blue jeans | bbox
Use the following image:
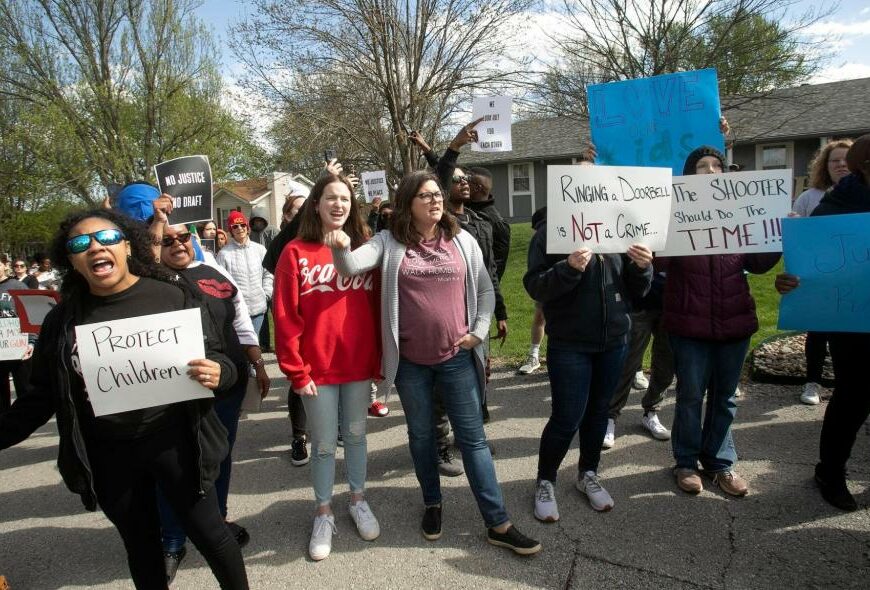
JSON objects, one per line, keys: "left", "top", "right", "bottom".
{"left": 395, "top": 349, "right": 508, "bottom": 529}
{"left": 537, "top": 344, "right": 627, "bottom": 482}
{"left": 669, "top": 335, "right": 749, "bottom": 472}
{"left": 159, "top": 369, "right": 247, "bottom": 552}
{"left": 301, "top": 379, "right": 370, "bottom": 505}
{"left": 249, "top": 313, "right": 265, "bottom": 335}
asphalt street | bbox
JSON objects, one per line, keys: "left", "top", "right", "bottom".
{"left": 1, "top": 357, "right": 868, "bottom": 589}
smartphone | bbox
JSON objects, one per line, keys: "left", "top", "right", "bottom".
{"left": 323, "top": 148, "right": 337, "bottom": 162}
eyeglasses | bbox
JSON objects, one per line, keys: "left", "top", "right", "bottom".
{"left": 65, "top": 229, "right": 126, "bottom": 254}
{"left": 160, "top": 233, "right": 193, "bottom": 248}
{"left": 415, "top": 191, "right": 444, "bottom": 204}
{"left": 451, "top": 175, "right": 469, "bottom": 184}
{"left": 230, "top": 223, "right": 247, "bottom": 230}
{"left": 13, "top": 263, "right": 25, "bottom": 268}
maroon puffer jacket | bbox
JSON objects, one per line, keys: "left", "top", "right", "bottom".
{"left": 657, "top": 253, "right": 781, "bottom": 341}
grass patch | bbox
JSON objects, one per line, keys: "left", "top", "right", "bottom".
{"left": 493, "top": 222, "right": 785, "bottom": 367}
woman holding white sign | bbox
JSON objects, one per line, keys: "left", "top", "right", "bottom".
{"left": 660, "top": 147, "right": 780, "bottom": 498}
{"left": 273, "top": 173, "right": 382, "bottom": 561}
{"left": 524, "top": 215, "right": 653, "bottom": 518}
{"left": 0, "top": 209, "right": 249, "bottom": 589}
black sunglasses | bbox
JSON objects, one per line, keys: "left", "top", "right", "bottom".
{"left": 66, "top": 229, "right": 126, "bottom": 254}
{"left": 160, "top": 233, "right": 193, "bottom": 248}
{"left": 451, "top": 175, "right": 469, "bottom": 184}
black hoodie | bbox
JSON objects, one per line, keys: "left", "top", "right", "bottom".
{"left": 812, "top": 173, "right": 870, "bottom": 217}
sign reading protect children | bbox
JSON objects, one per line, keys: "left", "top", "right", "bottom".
{"left": 74, "top": 309, "right": 212, "bottom": 416}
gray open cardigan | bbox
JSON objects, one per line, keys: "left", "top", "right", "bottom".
{"left": 331, "top": 228, "right": 494, "bottom": 401}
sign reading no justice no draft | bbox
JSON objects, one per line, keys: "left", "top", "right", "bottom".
{"left": 154, "top": 155, "right": 214, "bottom": 225}
{"left": 74, "top": 309, "right": 213, "bottom": 416}
{"left": 658, "top": 169, "right": 793, "bottom": 256}
{"left": 546, "top": 165, "right": 673, "bottom": 254}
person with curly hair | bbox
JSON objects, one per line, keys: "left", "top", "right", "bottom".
{"left": 0, "top": 209, "right": 248, "bottom": 589}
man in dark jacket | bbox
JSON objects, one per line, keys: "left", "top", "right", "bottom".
{"left": 467, "top": 167, "right": 511, "bottom": 281}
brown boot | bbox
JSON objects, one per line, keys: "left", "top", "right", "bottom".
{"left": 712, "top": 470, "right": 749, "bottom": 497}
{"left": 675, "top": 468, "right": 703, "bottom": 494}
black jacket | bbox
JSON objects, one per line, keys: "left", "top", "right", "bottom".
{"left": 813, "top": 173, "right": 870, "bottom": 216}
{"left": 0, "top": 282, "right": 237, "bottom": 511}
{"left": 467, "top": 197, "right": 511, "bottom": 280}
{"left": 524, "top": 224, "right": 652, "bottom": 351}
{"left": 456, "top": 208, "right": 507, "bottom": 321}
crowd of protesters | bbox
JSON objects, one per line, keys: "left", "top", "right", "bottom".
{"left": 1, "top": 118, "right": 869, "bottom": 589}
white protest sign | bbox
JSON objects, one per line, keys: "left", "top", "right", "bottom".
{"left": 74, "top": 308, "right": 212, "bottom": 416}
{"left": 0, "top": 318, "right": 29, "bottom": 361}
{"left": 659, "top": 169, "right": 793, "bottom": 256}
{"left": 471, "top": 96, "right": 512, "bottom": 152}
{"left": 546, "top": 165, "right": 673, "bottom": 254}
{"left": 361, "top": 170, "right": 388, "bottom": 203}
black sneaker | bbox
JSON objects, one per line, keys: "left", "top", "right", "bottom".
{"left": 487, "top": 525, "right": 542, "bottom": 556}
{"left": 291, "top": 437, "right": 309, "bottom": 466}
{"left": 226, "top": 521, "right": 250, "bottom": 548}
{"left": 164, "top": 546, "right": 186, "bottom": 585}
{"left": 437, "top": 447, "right": 464, "bottom": 477}
{"left": 421, "top": 505, "right": 442, "bottom": 540}
{"left": 815, "top": 465, "right": 858, "bottom": 512}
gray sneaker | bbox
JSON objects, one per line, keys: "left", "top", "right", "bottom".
{"left": 437, "top": 447, "right": 463, "bottom": 477}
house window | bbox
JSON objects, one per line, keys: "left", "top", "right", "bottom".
{"left": 755, "top": 142, "right": 793, "bottom": 171}
{"left": 509, "top": 163, "right": 535, "bottom": 218}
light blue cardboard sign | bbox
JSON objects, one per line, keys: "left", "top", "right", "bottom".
{"left": 778, "top": 213, "right": 870, "bottom": 332}
{"left": 588, "top": 69, "right": 724, "bottom": 175}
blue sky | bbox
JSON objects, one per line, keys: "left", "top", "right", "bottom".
{"left": 197, "top": 0, "right": 870, "bottom": 84}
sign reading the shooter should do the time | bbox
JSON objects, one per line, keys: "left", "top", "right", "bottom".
{"left": 154, "top": 155, "right": 213, "bottom": 225}
{"left": 74, "top": 309, "right": 213, "bottom": 416}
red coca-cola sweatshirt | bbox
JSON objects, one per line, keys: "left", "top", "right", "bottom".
{"left": 274, "top": 238, "right": 381, "bottom": 389}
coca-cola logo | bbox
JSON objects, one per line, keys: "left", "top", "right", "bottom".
{"left": 298, "top": 257, "right": 373, "bottom": 296}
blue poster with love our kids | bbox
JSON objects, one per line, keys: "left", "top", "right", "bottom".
{"left": 778, "top": 212, "right": 870, "bottom": 332}
{"left": 588, "top": 69, "right": 724, "bottom": 175}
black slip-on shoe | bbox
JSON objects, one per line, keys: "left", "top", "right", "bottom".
{"left": 487, "top": 525, "right": 542, "bottom": 556}
{"left": 422, "top": 505, "right": 442, "bottom": 540}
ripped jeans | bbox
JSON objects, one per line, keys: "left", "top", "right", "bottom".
{"left": 301, "top": 379, "right": 371, "bottom": 505}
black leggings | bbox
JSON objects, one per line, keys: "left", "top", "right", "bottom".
{"left": 87, "top": 425, "right": 248, "bottom": 590}
{"left": 805, "top": 331, "right": 829, "bottom": 383}
{"left": 0, "top": 359, "right": 31, "bottom": 411}
{"left": 820, "top": 334, "right": 870, "bottom": 476}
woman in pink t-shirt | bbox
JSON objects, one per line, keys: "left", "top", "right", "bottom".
{"left": 328, "top": 171, "right": 541, "bottom": 556}
{"left": 273, "top": 173, "right": 381, "bottom": 561}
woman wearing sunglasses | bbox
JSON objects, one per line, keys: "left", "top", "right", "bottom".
{"left": 272, "top": 173, "right": 381, "bottom": 561}
{"left": 156, "top": 224, "right": 270, "bottom": 581}
{"left": 0, "top": 209, "right": 249, "bottom": 589}
{"left": 11, "top": 257, "right": 39, "bottom": 289}
{"left": 327, "top": 170, "right": 541, "bottom": 555}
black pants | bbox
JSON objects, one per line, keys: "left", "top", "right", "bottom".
{"left": 258, "top": 305, "right": 271, "bottom": 352}
{"left": 87, "top": 425, "right": 248, "bottom": 590}
{"left": 805, "top": 331, "right": 829, "bottom": 383}
{"left": 0, "top": 359, "right": 31, "bottom": 411}
{"left": 819, "top": 333, "right": 870, "bottom": 477}
{"left": 287, "top": 388, "right": 308, "bottom": 440}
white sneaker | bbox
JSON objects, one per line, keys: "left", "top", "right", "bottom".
{"left": 309, "top": 514, "right": 337, "bottom": 561}
{"left": 576, "top": 471, "right": 614, "bottom": 511}
{"left": 602, "top": 418, "right": 615, "bottom": 449}
{"left": 641, "top": 412, "right": 671, "bottom": 440}
{"left": 734, "top": 385, "right": 743, "bottom": 398}
{"left": 534, "top": 480, "right": 559, "bottom": 522}
{"left": 348, "top": 499, "right": 380, "bottom": 541}
{"left": 518, "top": 354, "right": 541, "bottom": 375}
{"left": 801, "top": 382, "right": 821, "bottom": 405}
{"left": 632, "top": 371, "right": 649, "bottom": 390}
